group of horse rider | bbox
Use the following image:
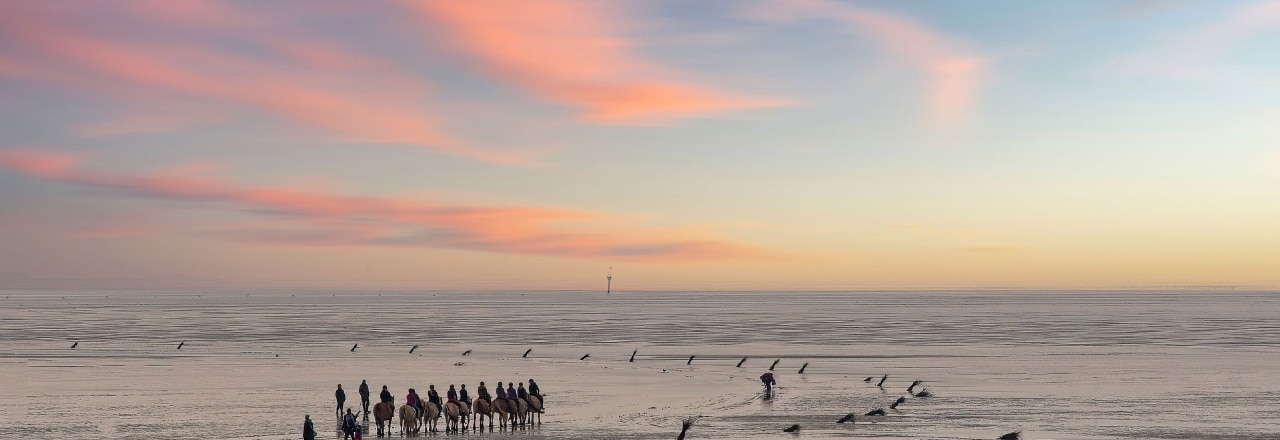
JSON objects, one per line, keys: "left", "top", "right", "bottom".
{"left": 345, "top": 379, "right": 544, "bottom": 416}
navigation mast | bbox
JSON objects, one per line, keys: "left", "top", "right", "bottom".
{"left": 607, "top": 267, "right": 613, "bottom": 294}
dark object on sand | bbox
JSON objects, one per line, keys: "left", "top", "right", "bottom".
{"left": 798, "top": 362, "right": 808, "bottom": 374}
{"left": 462, "top": 349, "right": 472, "bottom": 356}
{"left": 769, "top": 359, "right": 780, "bottom": 371}
{"left": 907, "top": 379, "right": 922, "bottom": 393}
{"left": 687, "top": 355, "right": 695, "bottom": 365}
{"left": 999, "top": 431, "right": 1021, "bottom": 440}
{"left": 349, "top": 343, "right": 356, "bottom": 352}
{"left": 178, "top": 341, "right": 185, "bottom": 350}
{"left": 876, "top": 374, "right": 887, "bottom": 387}
{"left": 783, "top": 424, "right": 800, "bottom": 433}
{"left": 630, "top": 349, "right": 637, "bottom": 362}
{"left": 676, "top": 417, "right": 696, "bottom": 440}
{"left": 580, "top": 353, "right": 590, "bottom": 360}
{"left": 889, "top": 396, "right": 906, "bottom": 409}
{"left": 914, "top": 389, "right": 932, "bottom": 398}
{"left": 864, "top": 408, "right": 886, "bottom": 416}
{"left": 523, "top": 348, "right": 532, "bottom": 358}
{"left": 836, "top": 413, "right": 855, "bottom": 423}
{"left": 864, "top": 376, "right": 873, "bottom": 382}
{"left": 409, "top": 345, "right": 418, "bottom": 353}
{"left": 71, "top": 342, "right": 77, "bottom": 349}
{"left": 736, "top": 357, "right": 747, "bottom": 367}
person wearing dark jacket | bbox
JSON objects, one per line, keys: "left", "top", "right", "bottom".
{"left": 506, "top": 383, "right": 517, "bottom": 402}
{"left": 379, "top": 385, "right": 393, "bottom": 404}
{"left": 427, "top": 385, "right": 441, "bottom": 413}
{"left": 477, "top": 382, "right": 491, "bottom": 403}
{"left": 335, "top": 384, "right": 346, "bottom": 414}
{"left": 517, "top": 382, "right": 529, "bottom": 407}
{"left": 528, "top": 379, "right": 541, "bottom": 398}
{"left": 358, "top": 380, "right": 371, "bottom": 414}
{"left": 459, "top": 384, "right": 471, "bottom": 404}
{"left": 447, "top": 384, "right": 458, "bottom": 402}
{"left": 303, "top": 415, "right": 316, "bottom": 440}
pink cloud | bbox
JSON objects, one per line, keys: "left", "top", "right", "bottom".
{"left": 747, "top": 0, "right": 987, "bottom": 126}
{"left": 409, "top": 0, "right": 793, "bottom": 124}
{"left": 0, "top": 2, "right": 533, "bottom": 165}
{"left": 0, "top": 150, "right": 780, "bottom": 263}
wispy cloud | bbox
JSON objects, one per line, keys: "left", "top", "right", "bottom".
{"left": 408, "top": 0, "right": 794, "bottom": 124}
{"left": 1106, "top": 1, "right": 1280, "bottom": 82}
{"left": 0, "top": 150, "right": 780, "bottom": 262}
{"left": 744, "top": 0, "right": 987, "bottom": 127}
{"left": 0, "top": 1, "right": 534, "bottom": 165}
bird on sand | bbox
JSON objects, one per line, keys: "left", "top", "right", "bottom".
{"left": 876, "top": 374, "right": 888, "bottom": 387}
{"left": 836, "top": 413, "right": 855, "bottom": 423}
{"left": 409, "top": 345, "right": 418, "bottom": 353}
{"left": 783, "top": 424, "right": 800, "bottom": 433}
{"left": 769, "top": 359, "right": 780, "bottom": 371}
{"left": 908, "top": 379, "right": 923, "bottom": 393}
{"left": 999, "top": 431, "right": 1021, "bottom": 440}
{"left": 687, "top": 355, "right": 695, "bottom": 365}
{"left": 629, "top": 349, "right": 637, "bottom": 362}
{"left": 523, "top": 348, "right": 532, "bottom": 358}
{"left": 864, "top": 408, "right": 886, "bottom": 416}
{"left": 676, "top": 417, "right": 697, "bottom": 440}
{"left": 580, "top": 353, "right": 590, "bottom": 360}
{"left": 71, "top": 342, "right": 78, "bottom": 349}
{"left": 913, "top": 389, "right": 933, "bottom": 398}
{"left": 889, "top": 396, "right": 906, "bottom": 409}
{"left": 462, "top": 349, "right": 472, "bottom": 356}
{"left": 177, "top": 341, "right": 185, "bottom": 350}
{"left": 350, "top": 343, "right": 358, "bottom": 352}
{"left": 864, "top": 376, "right": 874, "bottom": 382}
{"left": 736, "top": 357, "right": 747, "bottom": 367}
{"left": 798, "top": 362, "right": 808, "bottom": 374}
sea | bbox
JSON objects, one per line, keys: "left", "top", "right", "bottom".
{"left": 2, "top": 290, "right": 1278, "bottom": 440}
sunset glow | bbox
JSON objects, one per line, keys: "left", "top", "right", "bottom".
{"left": 2, "top": 1, "right": 1277, "bottom": 290}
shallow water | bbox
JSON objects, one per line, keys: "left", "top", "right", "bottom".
{"left": 2, "top": 290, "right": 1278, "bottom": 439}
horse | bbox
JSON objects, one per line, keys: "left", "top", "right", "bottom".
{"left": 509, "top": 398, "right": 528, "bottom": 427}
{"left": 398, "top": 404, "right": 419, "bottom": 434}
{"left": 472, "top": 398, "right": 494, "bottom": 430}
{"left": 455, "top": 400, "right": 471, "bottom": 431}
{"left": 525, "top": 395, "right": 543, "bottom": 425}
{"left": 373, "top": 401, "right": 395, "bottom": 436}
{"left": 444, "top": 401, "right": 470, "bottom": 432}
{"left": 422, "top": 402, "right": 442, "bottom": 433}
{"left": 492, "top": 398, "right": 512, "bottom": 429}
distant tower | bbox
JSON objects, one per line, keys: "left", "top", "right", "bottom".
{"left": 607, "top": 267, "right": 613, "bottom": 294}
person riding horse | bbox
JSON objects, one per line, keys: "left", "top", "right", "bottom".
{"left": 517, "top": 382, "right": 529, "bottom": 408}
{"left": 447, "top": 384, "right": 458, "bottom": 402}
{"left": 459, "top": 384, "right": 471, "bottom": 404}
{"left": 379, "top": 385, "right": 393, "bottom": 405}
{"left": 406, "top": 388, "right": 423, "bottom": 417}
{"left": 427, "top": 385, "right": 442, "bottom": 414}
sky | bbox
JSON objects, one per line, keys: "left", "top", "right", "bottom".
{"left": 1, "top": 0, "right": 1278, "bottom": 291}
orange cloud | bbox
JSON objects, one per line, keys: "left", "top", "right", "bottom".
{"left": 410, "top": 0, "right": 792, "bottom": 124}
{"left": 0, "top": 2, "right": 533, "bottom": 165}
{"left": 0, "top": 150, "right": 779, "bottom": 263}
{"left": 748, "top": 0, "right": 986, "bottom": 126}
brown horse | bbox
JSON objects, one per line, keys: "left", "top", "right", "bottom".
{"left": 472, "top": 398, "right": 494, "bottom": 429}
{"left": 422, "top": 402, "right": 442, "bottom": 433}
{"left": 373, "top": 401, "right": 395, "bottom": 436}
{"left": 492, "top": 398, "right": 512, "bottom": 428}
{"left": 398, "top": 404, "right": 419, "bottom": 434}
{"left": 512, "top": 398, "right": 528, "bottom": 427}
{"left": 526, "top": 395, "right": 543, "bottom": 425}
{"left": 444, "top": 401, "right": 470, "bottom": 432}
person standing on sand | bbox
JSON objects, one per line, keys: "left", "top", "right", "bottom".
{"left": 335, "top": 384, "right": 346, "bottom": 414}
{"left": 302, "top": 414, "right": 316, "bottom": 440}
{"left": 379, "top": 385, "right": 393, "bottom": 404}
{"left": 358, "top": 380, "right": 370, "bottom": 414}
{"left": 341, "top": 408, "right": 358, "bottom": 440}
